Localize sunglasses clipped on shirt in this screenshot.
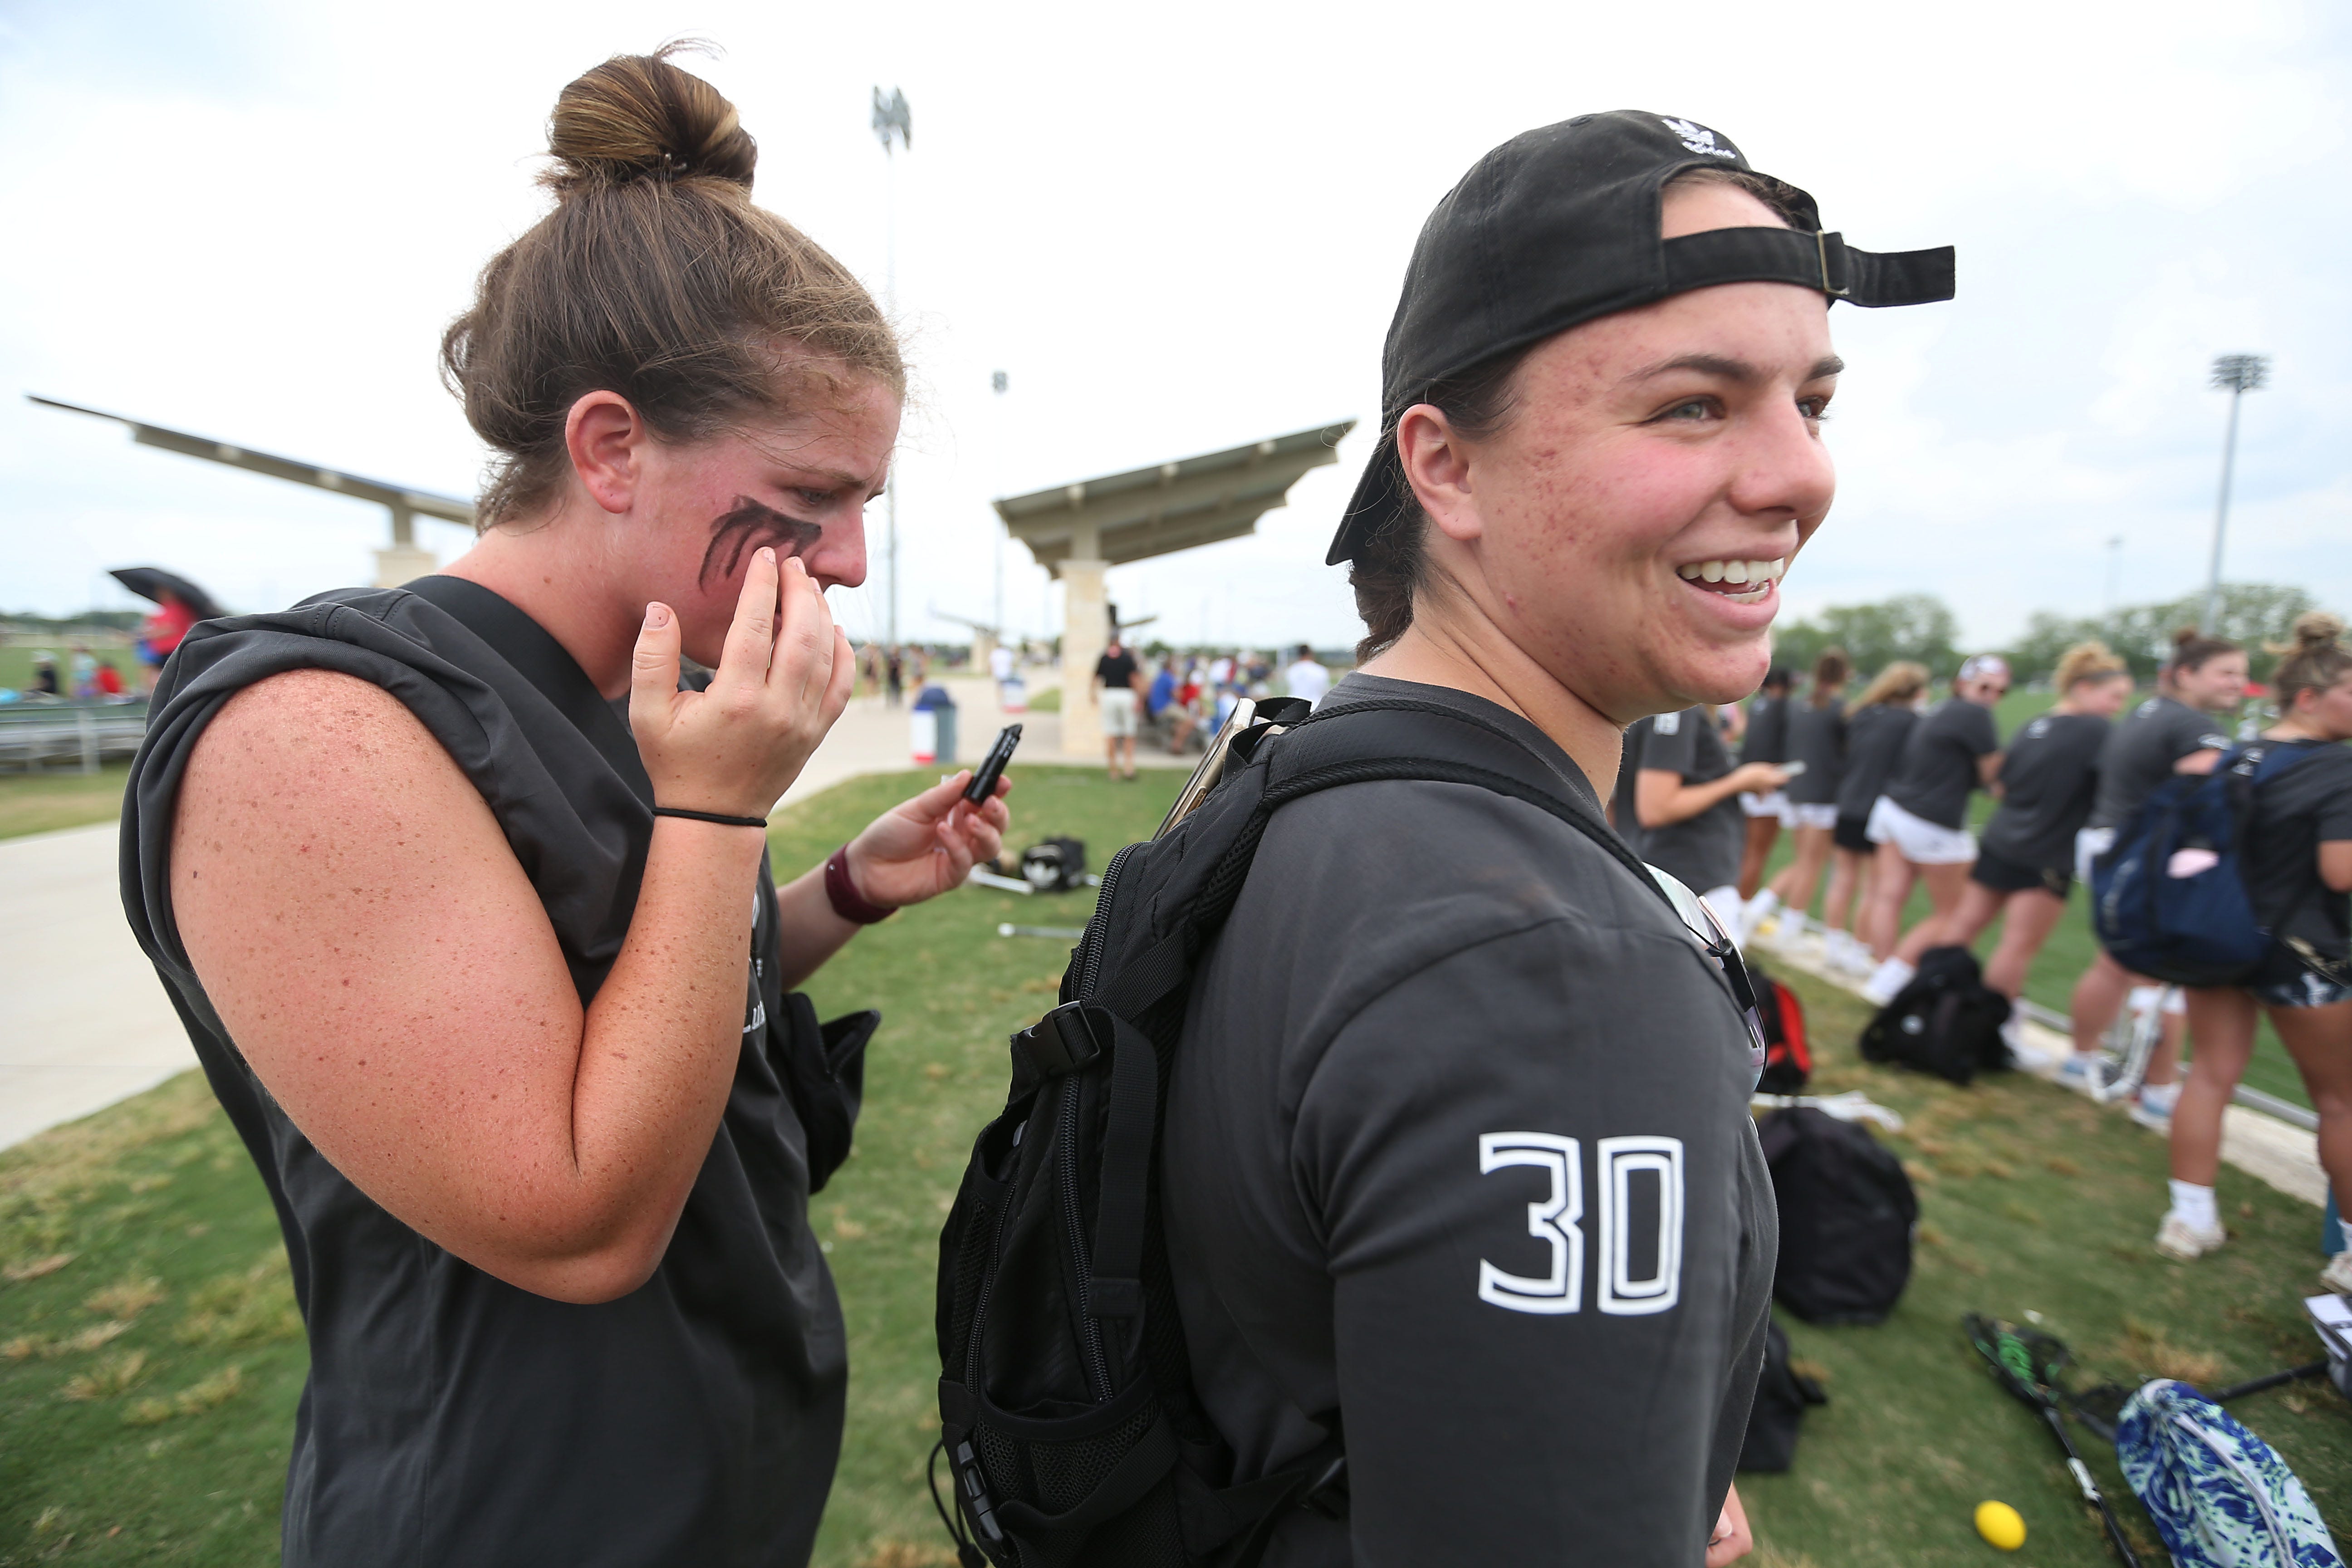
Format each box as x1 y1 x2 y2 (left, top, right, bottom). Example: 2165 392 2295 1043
1643 864 1769 1089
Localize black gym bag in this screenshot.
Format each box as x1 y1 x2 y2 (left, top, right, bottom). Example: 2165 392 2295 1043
1858 945 2011 1086
1737 1319 1828 1472
1757 1107 1916 1326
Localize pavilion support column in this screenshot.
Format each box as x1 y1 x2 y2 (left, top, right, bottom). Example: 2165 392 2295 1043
373 506 436 588
1058 556 1108 759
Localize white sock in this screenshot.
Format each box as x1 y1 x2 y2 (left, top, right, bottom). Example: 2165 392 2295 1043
2168 1180 2217 1232
1862 956 1915 1003
2138 1081 2179 1112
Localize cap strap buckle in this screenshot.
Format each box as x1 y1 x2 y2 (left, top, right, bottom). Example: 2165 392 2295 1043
1815 231 1851 300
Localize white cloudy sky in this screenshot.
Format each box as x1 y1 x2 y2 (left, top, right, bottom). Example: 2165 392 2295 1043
2 0 2344 652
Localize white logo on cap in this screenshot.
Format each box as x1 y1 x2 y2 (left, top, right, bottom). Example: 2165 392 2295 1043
1661 118 1737 159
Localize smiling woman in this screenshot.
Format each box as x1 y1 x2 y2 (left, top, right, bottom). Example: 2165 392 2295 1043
118 44 1005 1568
1159 112 1953 1568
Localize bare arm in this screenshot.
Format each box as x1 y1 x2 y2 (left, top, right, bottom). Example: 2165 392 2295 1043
173 551 852 1304
2321 840 2352 895
1636 763 1785 829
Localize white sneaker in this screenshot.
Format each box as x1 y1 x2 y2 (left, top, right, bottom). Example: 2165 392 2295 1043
2056 1053 2110 1094
1861 956 1916 1007
2154 1212 2227 1261
2131 1082 2179 1132
1779 911 1810 943
1830 932 1875 977
1738 890 1780 944
2322 1250 2352 1298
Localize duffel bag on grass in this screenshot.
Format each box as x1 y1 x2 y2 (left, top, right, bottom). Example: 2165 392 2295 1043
1756 1107 1916 1325
1859 946 2009 1086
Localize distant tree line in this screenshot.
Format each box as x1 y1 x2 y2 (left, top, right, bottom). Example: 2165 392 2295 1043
1770 582 2328 689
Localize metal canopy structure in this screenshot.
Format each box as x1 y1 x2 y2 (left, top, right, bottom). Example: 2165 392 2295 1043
995 420 1355 577
993 420 1355 757
29 395 475 586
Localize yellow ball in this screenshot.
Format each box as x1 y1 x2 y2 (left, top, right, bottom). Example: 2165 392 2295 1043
1975 1500 2027 1551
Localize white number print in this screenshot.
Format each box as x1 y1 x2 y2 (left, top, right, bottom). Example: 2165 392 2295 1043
1597 1137 1685 1315
1475 1133 1583 1314
1476 1134 1687 1316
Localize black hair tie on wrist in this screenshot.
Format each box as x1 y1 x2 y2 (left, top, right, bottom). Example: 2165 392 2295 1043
652 806 770 829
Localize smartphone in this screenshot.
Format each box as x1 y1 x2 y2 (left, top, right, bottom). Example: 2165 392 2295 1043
965 723 1023 804
1779 760 1808 779
1155 698 1259 839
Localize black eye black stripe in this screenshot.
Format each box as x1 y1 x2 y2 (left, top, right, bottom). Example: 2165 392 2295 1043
700 495 824 585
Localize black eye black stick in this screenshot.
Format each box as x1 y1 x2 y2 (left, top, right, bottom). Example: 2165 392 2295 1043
965 723 1022 805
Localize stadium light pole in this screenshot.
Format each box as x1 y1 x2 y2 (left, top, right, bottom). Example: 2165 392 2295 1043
2203 353 2269 634
872 86 912 648
990 369 1009 646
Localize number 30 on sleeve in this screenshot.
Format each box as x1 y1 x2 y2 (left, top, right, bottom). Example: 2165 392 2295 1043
1476 1133 1683 1317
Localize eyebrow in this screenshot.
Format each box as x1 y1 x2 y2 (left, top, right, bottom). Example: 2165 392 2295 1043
788 465 888 499
1626 353 1846 385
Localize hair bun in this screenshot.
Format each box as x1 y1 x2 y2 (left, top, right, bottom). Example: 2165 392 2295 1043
545 42 755 196
2292 610 2347 652
2171 626 2202 652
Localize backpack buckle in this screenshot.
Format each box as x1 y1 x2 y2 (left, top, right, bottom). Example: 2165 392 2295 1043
1012 1002 1105 1077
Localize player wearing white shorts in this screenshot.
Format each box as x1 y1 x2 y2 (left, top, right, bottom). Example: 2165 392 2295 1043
1859 656 2009 1004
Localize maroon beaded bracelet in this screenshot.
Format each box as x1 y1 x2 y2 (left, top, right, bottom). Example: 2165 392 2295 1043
824 844 895 925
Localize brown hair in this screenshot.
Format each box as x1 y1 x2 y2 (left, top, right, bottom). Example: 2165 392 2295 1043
1348 348 1534 662
2269 611 2352 710
1808 647 1850 707
1348 167 1807 665
1849 660 1929 715
2053 640 2128 693
441 44 903 530
2167 626 2242 675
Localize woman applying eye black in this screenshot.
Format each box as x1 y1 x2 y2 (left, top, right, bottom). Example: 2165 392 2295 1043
122 50 1007 1568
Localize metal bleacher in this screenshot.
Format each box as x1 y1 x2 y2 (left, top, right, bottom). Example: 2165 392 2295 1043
0 700 150 773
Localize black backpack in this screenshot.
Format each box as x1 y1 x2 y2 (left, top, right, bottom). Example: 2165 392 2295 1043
1737 1319 1828 1472
1858 946 2011 1085
931 696 1735 1567
1756 1107 1916 1325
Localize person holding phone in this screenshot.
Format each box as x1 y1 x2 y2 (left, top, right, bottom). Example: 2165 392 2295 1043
121 50 1008 1568
1161 112 1951 1563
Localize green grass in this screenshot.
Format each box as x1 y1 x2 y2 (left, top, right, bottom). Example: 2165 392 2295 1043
1740 969 2350 1568
0 647 138 696
0 762 133 842
7 762 2346 1568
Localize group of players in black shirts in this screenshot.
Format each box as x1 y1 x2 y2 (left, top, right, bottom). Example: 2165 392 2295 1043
1612 615 2352 1286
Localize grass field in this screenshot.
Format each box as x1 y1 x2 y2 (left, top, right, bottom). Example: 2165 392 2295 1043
4 761 2346 1565
0 764 132 843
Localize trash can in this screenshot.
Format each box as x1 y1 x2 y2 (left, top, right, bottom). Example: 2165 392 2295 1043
911 684 956 767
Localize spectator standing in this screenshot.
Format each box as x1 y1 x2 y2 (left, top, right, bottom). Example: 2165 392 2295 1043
2065 631 2247 1120
1745 649 1849 944
989 639 1016 704
1637 705 1789 933
885 646 904 707
1859 655 2010 1002
1734 668 1794 898
95 661 127 698
1283 642 1332 709
1926 644 2132 1056
1094 634 1143 780
69 645 98 698
135 591 199 692
1824 662 1927 967
2155 613 2352 1276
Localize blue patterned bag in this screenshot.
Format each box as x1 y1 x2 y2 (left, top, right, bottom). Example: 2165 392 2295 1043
2115 1380 2341 1567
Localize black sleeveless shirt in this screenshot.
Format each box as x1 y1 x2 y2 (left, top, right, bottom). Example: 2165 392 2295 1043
120 578 873 1568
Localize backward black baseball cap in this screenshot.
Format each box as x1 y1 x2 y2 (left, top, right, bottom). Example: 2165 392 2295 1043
1327 111 1954 566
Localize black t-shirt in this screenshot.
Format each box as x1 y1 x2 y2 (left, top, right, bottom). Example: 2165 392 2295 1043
1885 698 1999 830
1612 715 1654 846
1981 710 2109 872
121 580 853 1568
1781 702 1846 806
2089 696 2235 830
1640 706 1743 894
1165 673 1775 1566
1739 693 1788 766
1837 704 1917 821
2246 740 2352 972
1095 649 1139 691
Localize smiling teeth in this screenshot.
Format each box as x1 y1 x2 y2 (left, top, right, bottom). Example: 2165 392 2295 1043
1678 558 1787 589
